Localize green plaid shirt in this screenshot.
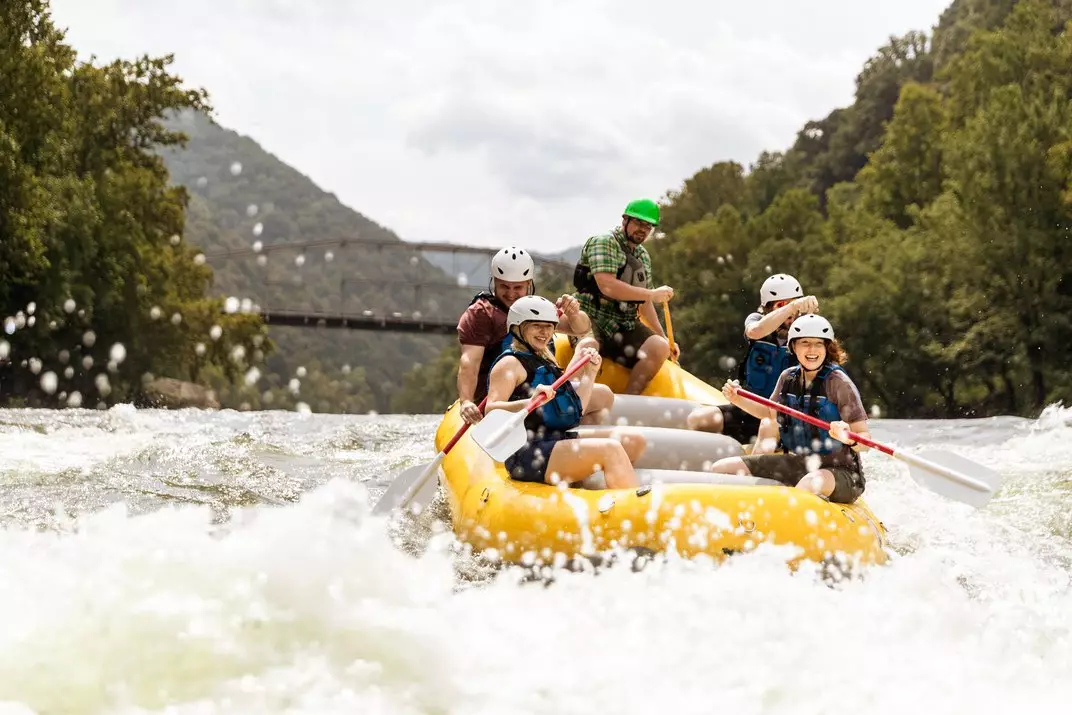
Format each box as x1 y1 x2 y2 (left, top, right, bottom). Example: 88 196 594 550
574 228 654 336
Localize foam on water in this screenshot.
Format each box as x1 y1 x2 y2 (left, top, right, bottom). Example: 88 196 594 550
0 405 1069 714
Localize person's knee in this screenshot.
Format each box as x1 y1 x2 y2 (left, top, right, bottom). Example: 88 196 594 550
796 471 834 496
575 336 601 354
594 383 614 406
602 441 638 488
639 335 670 363
617 430 646 460
687 406 723 432
707 456 749 475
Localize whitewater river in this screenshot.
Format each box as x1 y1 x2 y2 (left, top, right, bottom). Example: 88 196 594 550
0 404 1069 714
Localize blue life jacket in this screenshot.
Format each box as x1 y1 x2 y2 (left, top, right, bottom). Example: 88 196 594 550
488 346 584 435
777 364 852 458
740 336 795 398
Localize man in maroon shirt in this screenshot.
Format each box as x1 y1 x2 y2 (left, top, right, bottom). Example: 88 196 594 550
457 246 610 425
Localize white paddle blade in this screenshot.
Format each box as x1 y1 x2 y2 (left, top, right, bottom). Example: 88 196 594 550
373 458 441 515
469 408 528 462
899 449 1003 509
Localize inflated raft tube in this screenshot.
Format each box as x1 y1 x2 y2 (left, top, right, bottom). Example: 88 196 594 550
571 425 743 471
435 403 890 569
600 394 706 429
579 469 783 491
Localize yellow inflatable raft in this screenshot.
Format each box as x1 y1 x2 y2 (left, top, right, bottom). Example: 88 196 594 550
434 335 890 570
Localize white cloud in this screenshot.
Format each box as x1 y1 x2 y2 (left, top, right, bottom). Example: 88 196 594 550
49 0 950 252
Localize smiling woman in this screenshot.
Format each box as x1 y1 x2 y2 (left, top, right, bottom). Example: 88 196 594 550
482 295 646 489
707 314 873 505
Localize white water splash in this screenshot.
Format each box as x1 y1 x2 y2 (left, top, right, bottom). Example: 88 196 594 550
0 408 1068 713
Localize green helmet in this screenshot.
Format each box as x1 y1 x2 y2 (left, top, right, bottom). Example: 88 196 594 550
623 198 660 225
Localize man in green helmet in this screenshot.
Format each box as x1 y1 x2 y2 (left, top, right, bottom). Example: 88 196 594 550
571 198 678 394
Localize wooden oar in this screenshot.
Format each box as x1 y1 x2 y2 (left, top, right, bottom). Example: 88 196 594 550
663 302 679 364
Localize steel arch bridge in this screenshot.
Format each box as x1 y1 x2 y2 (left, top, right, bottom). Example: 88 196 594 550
201 237 575 334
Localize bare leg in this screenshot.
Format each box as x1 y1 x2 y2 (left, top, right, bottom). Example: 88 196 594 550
569 427 646 462
545 438 639 489
705 456 753 476
687 405 725 432
581 384 614 425
796 469 835 497
574 336 601 354
625 334 671 395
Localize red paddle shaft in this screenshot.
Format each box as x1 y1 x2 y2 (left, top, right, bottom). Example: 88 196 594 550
735 387 892 456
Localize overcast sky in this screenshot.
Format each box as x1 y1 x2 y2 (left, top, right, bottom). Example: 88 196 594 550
50 0 950 253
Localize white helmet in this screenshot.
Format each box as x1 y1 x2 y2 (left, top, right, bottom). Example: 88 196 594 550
760 274 803 304
507 295 559 330
788 313 834 342
491 247 535 283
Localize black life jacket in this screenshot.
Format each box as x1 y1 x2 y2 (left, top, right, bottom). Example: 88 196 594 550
573 234 649 311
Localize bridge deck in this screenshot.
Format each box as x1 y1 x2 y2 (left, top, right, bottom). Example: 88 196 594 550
260 309 457 335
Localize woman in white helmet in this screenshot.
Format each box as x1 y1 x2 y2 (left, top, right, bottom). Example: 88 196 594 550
687 273 819 442
456 246 606 425
706 314 872 504
483 295 645 488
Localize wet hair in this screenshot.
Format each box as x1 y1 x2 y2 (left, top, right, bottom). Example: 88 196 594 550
789 337 849 365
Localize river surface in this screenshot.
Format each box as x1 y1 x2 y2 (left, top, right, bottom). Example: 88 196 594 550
1 404 1070 714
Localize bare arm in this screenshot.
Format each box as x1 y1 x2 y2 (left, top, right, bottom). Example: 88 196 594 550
744 304 797 340
485 357 531 413
593 272 653 303
745 296 819 340
555 295 591 335
848 420 871 453
457 344 485 402
724 383 778 420
723 378 782 421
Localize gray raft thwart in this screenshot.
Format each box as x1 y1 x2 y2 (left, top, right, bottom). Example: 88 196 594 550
596 394 708 429
579 468 783 491
571 424 742 471
571 407 779 490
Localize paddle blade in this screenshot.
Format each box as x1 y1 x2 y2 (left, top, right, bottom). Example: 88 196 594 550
373 457 441 515
469 408 528 462
900 449 1003 509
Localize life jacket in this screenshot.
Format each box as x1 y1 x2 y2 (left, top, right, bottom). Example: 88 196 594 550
468 291 512 403
738 332 795 398
573 233 649 311
776 364 857 466
488 345 584 435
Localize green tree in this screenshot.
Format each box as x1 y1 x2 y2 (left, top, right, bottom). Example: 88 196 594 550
1 0 271 408
858 82 949 227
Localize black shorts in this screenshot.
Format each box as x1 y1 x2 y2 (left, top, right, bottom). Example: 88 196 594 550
571 322 657 370
741 453 865 504
717 404 761 444
505 431 578 484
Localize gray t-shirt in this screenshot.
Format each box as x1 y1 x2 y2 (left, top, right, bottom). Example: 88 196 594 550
771 367 868 424
744 311 788 345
